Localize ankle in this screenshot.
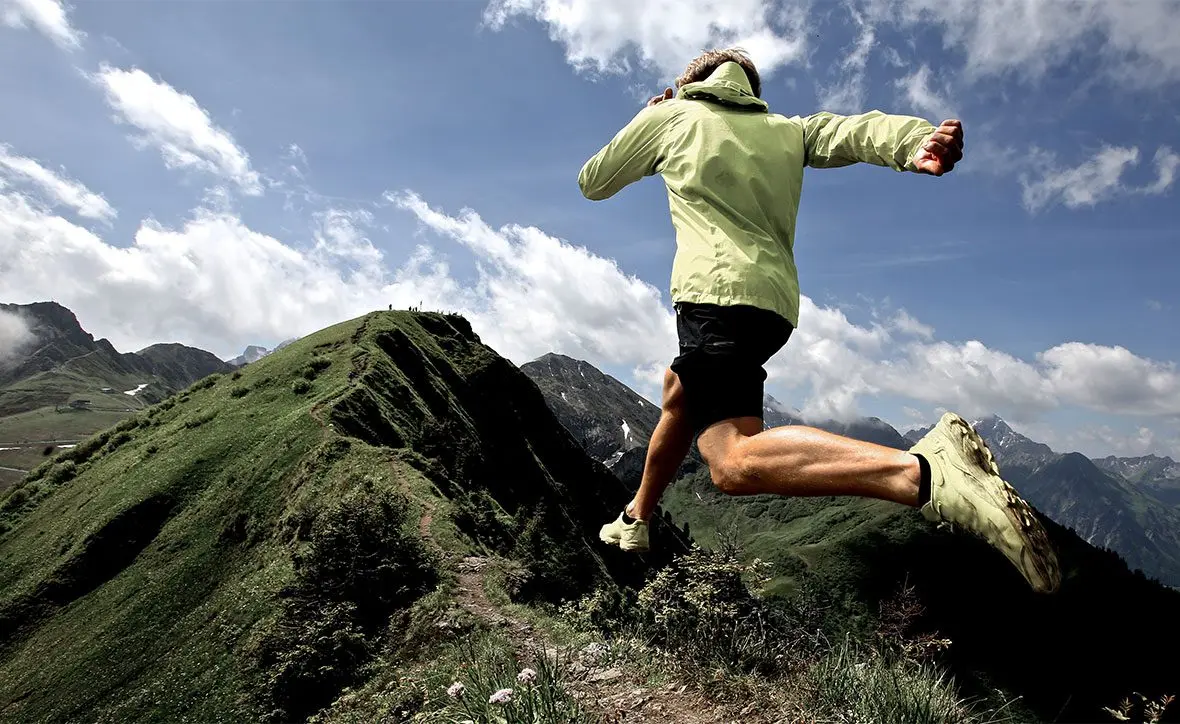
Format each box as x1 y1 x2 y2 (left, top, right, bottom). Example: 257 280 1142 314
625 500 647 522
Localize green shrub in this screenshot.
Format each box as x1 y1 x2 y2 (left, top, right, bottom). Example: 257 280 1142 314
560 583 638 635
184 410 218 429
451 489 513 554
43 461 78 487
64 432 110 466
635 542 808 674
1 486 30 512
189 374 221 391
309 357 331 373
103 431 133 455
253 486 438 722
24 461 52 483
230 386 249 398
292 379 312 395
231 370 243 380
509 506 589 604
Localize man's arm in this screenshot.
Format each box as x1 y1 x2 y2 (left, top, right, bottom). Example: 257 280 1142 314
802 110 962 175
578 99 676 201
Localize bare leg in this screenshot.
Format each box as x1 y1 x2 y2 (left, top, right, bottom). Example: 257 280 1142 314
628 368 694 521
696 417 922 507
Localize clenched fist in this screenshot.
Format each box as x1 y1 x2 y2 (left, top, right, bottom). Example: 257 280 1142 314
913 119 964 176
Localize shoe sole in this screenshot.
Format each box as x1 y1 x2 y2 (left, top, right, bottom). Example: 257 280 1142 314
942 414 1061 593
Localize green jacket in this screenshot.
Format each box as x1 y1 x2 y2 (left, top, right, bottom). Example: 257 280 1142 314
578 61 937 326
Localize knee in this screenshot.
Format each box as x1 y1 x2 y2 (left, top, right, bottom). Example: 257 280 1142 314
707 444 756 496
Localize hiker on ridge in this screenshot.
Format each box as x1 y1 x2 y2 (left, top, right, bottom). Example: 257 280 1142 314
580 48 1061 594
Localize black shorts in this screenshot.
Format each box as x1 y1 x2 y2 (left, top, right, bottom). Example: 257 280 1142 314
669 302 794 436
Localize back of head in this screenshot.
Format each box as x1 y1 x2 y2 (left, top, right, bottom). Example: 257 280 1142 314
675 48 761 98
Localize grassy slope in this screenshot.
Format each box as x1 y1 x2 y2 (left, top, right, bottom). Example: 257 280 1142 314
0 319 344 722
0 311 686 723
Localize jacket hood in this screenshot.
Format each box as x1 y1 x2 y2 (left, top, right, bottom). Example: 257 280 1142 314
676 61 768 112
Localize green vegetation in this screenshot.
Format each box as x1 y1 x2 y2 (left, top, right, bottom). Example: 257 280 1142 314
1 308 1175 723
0 310 685 723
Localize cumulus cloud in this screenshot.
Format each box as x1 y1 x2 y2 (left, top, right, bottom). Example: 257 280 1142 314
93 66 263 195
0 182 675 369
1 0 81 49
0 308 36 365
883 0 1180 86
390 190 677 367
0 143 115 222
1039 343 1180 416
482 0 808 81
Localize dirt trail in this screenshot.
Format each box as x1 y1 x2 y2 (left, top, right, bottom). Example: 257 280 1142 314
413 501 768 723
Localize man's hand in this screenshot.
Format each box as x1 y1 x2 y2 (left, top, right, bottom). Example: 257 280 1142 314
913 119 963 176
647 87 674 107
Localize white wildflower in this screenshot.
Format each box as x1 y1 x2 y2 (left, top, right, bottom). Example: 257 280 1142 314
488 688 514 704
517 668 537 684
446 682 465 698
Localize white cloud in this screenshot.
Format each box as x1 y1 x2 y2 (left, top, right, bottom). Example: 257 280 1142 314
1 0 81 49
93 66 263 195
884 0 1180 86
1143 146 1180 195
1039 343 1180 416
893 64 957 120
0 144 115 222
0 182 676 368
764 299 1180 425
482 0 807 81
390 190 677 367
817 7 876 113
0 308 35 365
1021 145 1140 211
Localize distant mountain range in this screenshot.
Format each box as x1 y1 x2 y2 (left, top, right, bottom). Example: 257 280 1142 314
524 353 1180 589
0 302 233 418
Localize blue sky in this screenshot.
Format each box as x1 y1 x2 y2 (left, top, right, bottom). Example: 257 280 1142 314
2 0 1179 457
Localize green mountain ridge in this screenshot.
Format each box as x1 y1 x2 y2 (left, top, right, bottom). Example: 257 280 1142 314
0 310 690 723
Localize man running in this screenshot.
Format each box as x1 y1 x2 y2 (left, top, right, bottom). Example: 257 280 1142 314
580 48 1061 594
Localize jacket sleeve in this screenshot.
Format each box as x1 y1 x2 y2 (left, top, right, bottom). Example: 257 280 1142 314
801 110 936 171
578 104 675 201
